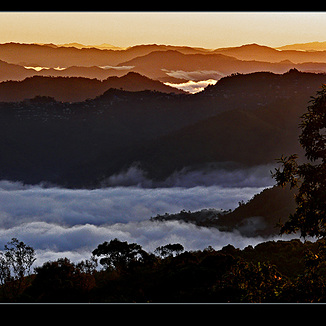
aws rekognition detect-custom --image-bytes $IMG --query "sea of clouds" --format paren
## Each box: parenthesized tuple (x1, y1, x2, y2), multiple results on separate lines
(0, 164, 295, 267)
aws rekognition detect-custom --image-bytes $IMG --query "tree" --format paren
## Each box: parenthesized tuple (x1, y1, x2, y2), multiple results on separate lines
(154, 243, 184, 258)
(0, 238, 36, 300)
(273, 85, 326, 238)
(3, 238, 36, 280)
(32, 258, 89, 302)
(220, 259, 286, 303)
(92, 238, 147, 271)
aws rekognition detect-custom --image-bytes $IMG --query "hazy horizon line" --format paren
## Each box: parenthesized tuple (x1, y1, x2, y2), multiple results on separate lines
(2, 40, 326, 51)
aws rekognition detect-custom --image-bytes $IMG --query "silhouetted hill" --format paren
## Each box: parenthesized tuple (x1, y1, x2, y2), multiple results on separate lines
(152, 185, 297, 237)
(0, 88, 197, 186)
(119, 49, 326, 82)
(4, 42, 326, 70)
(118, 50, 294, 81)
(0, 60, 36, 82)
(214, 44, 282, 61)
(37, 65, 130, 80)
(0, 43, 210, 68)
(103, 72, 184, 94)
(277, 41, 326, 51)
(0, 72, 183, 102)
(214, 43, 326, 64)
(0, 58, 132, 82)
(121, 70, 324, 180)
(3, 43, 326, 84)
(216, 185, 297, 236)
(57, 43, 125, 50)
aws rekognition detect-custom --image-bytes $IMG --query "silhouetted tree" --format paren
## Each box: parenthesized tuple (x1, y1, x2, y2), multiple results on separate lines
(92, 238, 147, 271)
(0, 238, 36, 300)
(273, 85, 326, 237)
(4, 238, 36, 279)
(31, 258, 83, 302)
(154, 243, 184, 258)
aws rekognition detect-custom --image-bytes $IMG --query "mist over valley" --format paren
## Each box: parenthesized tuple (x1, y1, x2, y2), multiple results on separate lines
(0, 40, 323, 267)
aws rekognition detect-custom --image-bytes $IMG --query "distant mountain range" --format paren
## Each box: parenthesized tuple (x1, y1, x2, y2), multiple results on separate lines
(212, 43, 326, 63)
(0, 42, 209, 68)
(3, 42, 326, 85)
(277, 41, 326, 51)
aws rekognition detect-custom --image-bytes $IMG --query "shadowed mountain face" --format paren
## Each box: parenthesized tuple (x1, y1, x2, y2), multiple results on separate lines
(0, 69, 324, 188)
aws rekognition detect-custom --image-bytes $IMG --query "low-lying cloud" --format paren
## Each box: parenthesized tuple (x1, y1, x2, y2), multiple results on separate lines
(0, 180, 267, 228)
(99, 65, 135, 70)
(102, 164, 276, 188)
(0, 164, 279, 265)
(0, 219, 297, 267)
(164, 79, 218, 94)
(163, 69, 223, 81)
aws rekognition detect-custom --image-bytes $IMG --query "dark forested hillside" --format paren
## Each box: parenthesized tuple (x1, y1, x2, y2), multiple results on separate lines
(152, 185, 297, 237)
(115, 70, 325, 180)
(0, 70, 325, 187)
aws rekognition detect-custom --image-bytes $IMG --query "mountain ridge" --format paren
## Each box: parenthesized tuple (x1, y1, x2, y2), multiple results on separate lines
(277, 41, 326, 51)
(4, 42, 326, 84)
(213, 43, 326, 63)
(0, 72, 184, 102)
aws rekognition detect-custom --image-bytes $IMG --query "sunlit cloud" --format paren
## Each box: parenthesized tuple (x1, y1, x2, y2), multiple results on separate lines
(24, 66, 67, 71)
(99, 65, 134, 70)
(163, 69, 223, 81)
(164, 79, 218, 94)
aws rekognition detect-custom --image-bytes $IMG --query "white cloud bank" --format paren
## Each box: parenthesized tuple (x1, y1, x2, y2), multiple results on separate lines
(164, 79, 218, 94)
(0, 181, 267, 228)
(0, 164, 278, 265)
(163, 69, 223, 81)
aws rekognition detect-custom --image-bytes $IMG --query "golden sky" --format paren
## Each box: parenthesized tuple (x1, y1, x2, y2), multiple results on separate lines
(0, 12, 326, 48)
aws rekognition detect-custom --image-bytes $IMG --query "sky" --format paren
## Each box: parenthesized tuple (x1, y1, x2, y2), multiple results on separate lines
(0, 11, 326, 49)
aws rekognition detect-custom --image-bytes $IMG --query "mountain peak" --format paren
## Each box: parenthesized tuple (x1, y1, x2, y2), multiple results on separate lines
(238, 43, 277, 51)
(241, 43, 263, 47)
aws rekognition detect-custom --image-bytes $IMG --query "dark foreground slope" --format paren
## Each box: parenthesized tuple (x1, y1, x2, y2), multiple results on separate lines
(0, 70, 325, 187)
(6, 237, 326, 303)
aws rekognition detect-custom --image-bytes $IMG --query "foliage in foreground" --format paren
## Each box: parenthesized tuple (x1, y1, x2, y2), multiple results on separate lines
(2, 237, 326, 303)
(273, 85, 326, 238)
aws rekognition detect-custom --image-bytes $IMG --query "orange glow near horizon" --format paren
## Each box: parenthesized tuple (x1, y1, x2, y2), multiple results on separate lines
(0, 12, 326, 49)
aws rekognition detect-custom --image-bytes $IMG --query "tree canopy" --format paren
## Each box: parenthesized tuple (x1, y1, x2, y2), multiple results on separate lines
(92, 238, 147, 271)
(273, 85, 326, 238)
